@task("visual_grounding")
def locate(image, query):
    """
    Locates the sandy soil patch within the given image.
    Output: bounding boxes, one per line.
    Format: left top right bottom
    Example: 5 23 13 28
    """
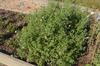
0 0 47 14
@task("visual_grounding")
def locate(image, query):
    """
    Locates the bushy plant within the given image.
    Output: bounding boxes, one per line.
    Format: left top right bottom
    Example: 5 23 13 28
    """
12 2 88 66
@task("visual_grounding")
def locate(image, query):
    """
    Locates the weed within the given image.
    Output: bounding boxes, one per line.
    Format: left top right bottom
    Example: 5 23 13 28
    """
0 16 2 22
0 33 4 41
6 23 16 34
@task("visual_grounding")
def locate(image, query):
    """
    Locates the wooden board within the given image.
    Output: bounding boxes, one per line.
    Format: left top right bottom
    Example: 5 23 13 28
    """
0 52 35 66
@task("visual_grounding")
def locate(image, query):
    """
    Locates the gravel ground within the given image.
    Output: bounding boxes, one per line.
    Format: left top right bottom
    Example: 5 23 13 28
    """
0 0 47 14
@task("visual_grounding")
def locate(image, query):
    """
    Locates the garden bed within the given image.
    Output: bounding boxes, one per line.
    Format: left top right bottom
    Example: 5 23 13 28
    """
0 1 100 66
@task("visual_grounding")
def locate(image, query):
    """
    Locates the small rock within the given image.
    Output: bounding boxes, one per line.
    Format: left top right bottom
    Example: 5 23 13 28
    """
96 14 100 21
90 12 95 15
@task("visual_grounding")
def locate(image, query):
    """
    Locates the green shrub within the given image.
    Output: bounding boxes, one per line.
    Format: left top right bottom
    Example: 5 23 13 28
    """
12 2 88 66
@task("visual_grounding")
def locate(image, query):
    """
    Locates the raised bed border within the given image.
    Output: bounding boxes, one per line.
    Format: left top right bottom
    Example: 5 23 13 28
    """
0 52 35 66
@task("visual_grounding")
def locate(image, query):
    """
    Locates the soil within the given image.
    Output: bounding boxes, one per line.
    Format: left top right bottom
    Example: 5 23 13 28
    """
0 9 26 55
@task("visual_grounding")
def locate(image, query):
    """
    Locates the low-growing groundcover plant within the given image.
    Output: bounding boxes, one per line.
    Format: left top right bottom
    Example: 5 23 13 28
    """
8 2 89 66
